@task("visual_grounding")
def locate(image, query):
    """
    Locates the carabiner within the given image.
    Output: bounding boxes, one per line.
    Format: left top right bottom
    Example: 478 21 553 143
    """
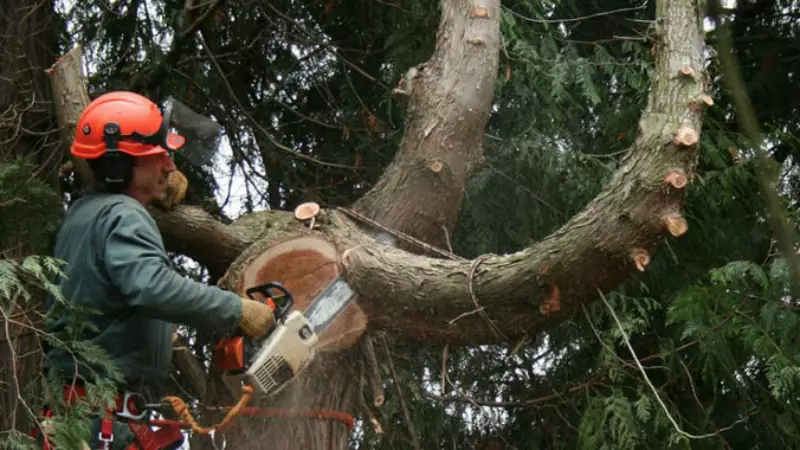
209 429 227 450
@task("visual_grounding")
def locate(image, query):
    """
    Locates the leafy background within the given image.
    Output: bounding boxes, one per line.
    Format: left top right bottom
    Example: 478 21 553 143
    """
2 0 800 448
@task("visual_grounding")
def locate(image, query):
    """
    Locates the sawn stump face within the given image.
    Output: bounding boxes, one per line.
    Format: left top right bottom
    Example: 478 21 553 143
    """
238 235 368 351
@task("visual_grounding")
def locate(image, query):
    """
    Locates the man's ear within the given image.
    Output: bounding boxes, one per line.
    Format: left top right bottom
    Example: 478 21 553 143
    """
153 170 188 210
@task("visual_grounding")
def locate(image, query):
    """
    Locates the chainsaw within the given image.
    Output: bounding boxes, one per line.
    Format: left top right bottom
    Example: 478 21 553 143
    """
213 276 359 398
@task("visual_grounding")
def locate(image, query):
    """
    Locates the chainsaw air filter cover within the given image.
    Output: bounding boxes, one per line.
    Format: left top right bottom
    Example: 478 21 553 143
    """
222 310 319 398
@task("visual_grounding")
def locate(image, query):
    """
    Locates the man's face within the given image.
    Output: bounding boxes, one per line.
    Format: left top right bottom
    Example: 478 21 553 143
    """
127 151 176 205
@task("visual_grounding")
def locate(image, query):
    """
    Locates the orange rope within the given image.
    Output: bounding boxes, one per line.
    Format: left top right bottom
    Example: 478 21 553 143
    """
160 384 254 434
152 384 355 432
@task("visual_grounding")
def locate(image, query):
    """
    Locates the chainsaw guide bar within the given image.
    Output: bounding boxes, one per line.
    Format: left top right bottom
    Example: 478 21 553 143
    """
304 276 358 334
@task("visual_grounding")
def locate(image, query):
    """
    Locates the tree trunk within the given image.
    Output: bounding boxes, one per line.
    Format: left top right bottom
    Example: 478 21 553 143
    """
0 0 60 435
48 0 708 447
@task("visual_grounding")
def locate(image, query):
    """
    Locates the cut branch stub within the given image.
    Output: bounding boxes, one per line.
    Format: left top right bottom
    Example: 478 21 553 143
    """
237 235 367 351
664 169 688 189
697 94 714 107
430 161 444 173
294 202 321 229
471 5 489 18
673 125 699 147
630 248 651 272
679 66 695 77
663 213 688 237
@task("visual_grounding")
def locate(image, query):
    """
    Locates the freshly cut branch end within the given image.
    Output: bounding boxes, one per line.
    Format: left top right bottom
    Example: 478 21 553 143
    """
539 282 561 315
679 66 695 77
430 161 444 173
294 202 321 221
630 248 651 272
697 94 714 107
663 213 688 237
673 125 699 147
664 169 688 189
470 5 489 18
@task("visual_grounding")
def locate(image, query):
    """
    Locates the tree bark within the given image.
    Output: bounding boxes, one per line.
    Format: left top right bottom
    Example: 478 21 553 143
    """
47 0 708 447
0 0 60 435
353 0 501 250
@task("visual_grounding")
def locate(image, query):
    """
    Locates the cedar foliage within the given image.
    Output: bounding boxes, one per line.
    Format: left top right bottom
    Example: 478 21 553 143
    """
1 0 800 449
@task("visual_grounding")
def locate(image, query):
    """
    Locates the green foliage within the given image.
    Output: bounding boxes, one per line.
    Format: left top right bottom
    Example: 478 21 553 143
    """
0 255 122 449
0 158 64 256
4 0 795 448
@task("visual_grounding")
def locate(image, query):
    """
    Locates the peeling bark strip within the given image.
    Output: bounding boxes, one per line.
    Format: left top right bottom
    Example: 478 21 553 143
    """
353 0 502 250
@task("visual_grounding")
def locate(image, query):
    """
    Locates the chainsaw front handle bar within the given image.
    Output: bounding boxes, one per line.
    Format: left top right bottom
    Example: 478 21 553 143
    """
245 282 293 322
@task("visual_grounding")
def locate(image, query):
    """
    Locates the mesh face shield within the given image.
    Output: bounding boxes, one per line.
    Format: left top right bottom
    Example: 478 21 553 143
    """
160 96 222 166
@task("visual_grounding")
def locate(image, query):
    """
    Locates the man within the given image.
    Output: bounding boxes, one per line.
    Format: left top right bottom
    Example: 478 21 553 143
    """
41 91 275 449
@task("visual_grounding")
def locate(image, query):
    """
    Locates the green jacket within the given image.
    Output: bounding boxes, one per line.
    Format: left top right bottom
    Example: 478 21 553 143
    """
45 191 242 398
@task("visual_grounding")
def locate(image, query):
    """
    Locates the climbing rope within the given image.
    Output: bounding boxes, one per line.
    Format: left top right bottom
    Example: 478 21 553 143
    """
160 385 254 434
150 384 355 435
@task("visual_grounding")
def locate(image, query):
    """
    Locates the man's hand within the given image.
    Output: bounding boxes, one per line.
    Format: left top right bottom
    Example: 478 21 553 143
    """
153 170 189 210
239 298 276 339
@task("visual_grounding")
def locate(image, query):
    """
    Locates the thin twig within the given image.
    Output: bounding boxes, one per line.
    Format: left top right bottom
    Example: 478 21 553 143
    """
440 343 449 395
0 303 45 438
430 375 601 408
442 225 454 253
597 288 751 440
503 3 647 24
337 207 466 261
197 35 354 169
466 255 508 341
381 335 421 450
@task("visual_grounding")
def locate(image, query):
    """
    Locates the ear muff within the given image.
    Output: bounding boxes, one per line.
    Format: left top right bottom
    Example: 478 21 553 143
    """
88 152 133 193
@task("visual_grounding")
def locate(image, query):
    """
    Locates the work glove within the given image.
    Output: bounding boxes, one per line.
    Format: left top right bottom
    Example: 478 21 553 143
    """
239 298 275 339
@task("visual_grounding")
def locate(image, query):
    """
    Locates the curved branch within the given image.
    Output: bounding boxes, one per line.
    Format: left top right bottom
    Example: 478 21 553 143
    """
50 0 708 349
330 0 708 344
353 0 502 248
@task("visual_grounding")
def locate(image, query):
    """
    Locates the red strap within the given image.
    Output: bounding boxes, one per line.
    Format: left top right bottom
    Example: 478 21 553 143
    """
98 412 115 450
128 422 184 450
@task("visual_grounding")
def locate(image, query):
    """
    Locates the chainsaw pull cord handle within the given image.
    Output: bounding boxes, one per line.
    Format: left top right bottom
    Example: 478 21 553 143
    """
161 384 254 435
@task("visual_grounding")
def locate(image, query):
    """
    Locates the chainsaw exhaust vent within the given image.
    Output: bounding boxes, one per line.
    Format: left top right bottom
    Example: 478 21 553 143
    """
252 355 294 394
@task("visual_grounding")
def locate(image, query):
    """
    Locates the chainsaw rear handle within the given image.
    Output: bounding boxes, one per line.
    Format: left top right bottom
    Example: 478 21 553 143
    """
245 282 293 322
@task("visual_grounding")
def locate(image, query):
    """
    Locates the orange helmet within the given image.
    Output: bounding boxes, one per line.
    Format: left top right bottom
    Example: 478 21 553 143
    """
71 91 185 159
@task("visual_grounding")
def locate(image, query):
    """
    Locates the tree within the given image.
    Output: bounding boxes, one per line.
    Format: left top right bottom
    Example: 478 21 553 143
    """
0 0 64 436
10 0 800 448
46 0 710 448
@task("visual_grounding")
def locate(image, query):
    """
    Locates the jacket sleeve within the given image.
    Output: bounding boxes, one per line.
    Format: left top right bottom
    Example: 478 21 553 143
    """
101 202 243 332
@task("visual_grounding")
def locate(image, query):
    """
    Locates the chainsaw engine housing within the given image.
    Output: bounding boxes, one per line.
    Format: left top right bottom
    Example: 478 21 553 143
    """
222 310 318 397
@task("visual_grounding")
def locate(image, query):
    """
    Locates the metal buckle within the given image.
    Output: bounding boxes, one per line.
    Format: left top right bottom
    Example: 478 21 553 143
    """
98 431 114 450
116 391 149 421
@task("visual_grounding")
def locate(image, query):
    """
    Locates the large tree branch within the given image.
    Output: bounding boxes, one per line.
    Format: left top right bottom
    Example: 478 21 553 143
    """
50 0 707 347
353 0 501 249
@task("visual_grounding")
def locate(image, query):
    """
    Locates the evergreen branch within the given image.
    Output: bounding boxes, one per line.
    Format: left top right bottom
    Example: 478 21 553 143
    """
597 288 751 441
